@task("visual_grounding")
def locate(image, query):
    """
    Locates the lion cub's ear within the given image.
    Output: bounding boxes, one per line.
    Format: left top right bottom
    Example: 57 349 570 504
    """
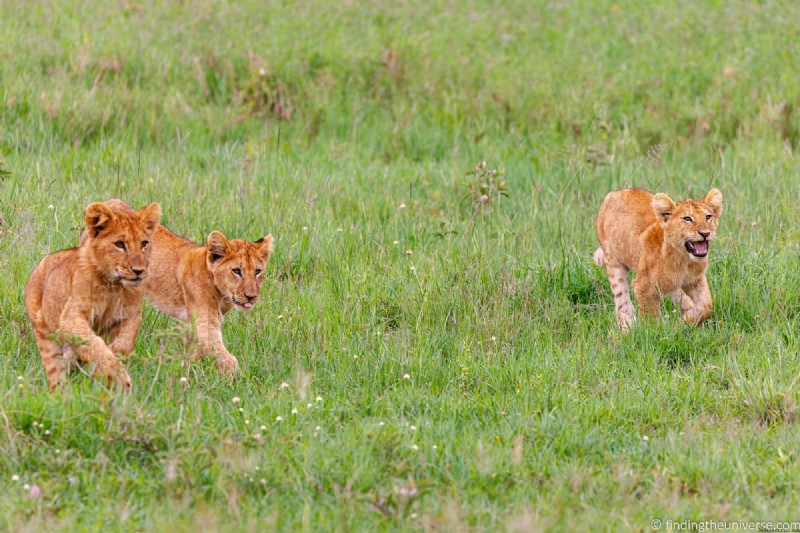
137 202 162 235
702 188 723 217
254 234 274 260
85 202 115 238
207 231 229 263
652 193 676 224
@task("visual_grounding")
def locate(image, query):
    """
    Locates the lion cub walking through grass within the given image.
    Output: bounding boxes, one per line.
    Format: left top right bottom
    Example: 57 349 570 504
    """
26 202 161 391
594 188 723 332
90 200 274 375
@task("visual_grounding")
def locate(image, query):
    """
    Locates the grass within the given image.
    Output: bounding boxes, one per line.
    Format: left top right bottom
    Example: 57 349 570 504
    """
2 0 800 530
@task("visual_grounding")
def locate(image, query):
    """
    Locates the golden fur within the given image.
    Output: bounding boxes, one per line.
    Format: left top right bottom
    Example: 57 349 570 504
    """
25 202 161 391
90 200 274 374
594 188 723 332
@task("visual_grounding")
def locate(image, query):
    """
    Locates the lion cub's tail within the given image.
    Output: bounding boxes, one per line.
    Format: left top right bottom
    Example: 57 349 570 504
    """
593 247 605 268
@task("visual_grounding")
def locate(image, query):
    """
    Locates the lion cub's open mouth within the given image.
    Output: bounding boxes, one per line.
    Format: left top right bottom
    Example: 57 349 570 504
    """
685 239 709 258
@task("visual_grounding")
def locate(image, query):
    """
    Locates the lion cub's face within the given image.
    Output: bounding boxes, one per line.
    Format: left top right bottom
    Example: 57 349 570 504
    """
205 231 274 311
652 189 723 261
84 202 162 286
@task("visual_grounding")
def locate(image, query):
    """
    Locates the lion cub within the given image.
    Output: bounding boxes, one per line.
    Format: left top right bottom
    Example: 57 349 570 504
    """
25 202 161 391
89 200 274 374
594 188 723 332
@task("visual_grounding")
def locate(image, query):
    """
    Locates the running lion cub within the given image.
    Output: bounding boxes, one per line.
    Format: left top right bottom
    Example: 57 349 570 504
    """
88 200 274 374
26 201 161 391
594 188 723 332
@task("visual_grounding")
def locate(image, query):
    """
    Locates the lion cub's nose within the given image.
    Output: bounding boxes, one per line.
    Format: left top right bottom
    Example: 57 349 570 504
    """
132 267 145 276
699 231 710 239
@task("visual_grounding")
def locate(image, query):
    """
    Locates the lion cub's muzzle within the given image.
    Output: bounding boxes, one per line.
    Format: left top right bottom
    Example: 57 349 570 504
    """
684 231 712 259
233 293 258 311
120 266 148 286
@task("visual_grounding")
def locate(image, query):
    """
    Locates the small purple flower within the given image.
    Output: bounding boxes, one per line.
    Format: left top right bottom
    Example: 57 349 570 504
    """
28 485 40 498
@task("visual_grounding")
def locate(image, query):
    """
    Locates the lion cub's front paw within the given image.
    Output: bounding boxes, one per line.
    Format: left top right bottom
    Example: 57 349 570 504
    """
96 359 132 393
103 369 131 393
216 355 240 377
116 369 132 393
616 313 636 333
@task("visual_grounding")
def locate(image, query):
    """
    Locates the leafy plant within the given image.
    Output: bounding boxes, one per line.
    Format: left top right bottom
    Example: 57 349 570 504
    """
464 160 507 230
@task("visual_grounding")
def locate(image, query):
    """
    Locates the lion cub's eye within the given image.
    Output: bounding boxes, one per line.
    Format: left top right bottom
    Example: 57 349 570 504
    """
232 268 242 277
141 240 150 249
114 241 126 251
682 216 693 223
705 214 712 221
255 269 263 276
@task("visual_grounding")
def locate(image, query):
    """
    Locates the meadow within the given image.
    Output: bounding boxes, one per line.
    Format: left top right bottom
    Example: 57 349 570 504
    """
2 0 800 530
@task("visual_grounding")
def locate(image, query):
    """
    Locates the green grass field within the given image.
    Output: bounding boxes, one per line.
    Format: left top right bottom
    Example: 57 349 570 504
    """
2 0 800 530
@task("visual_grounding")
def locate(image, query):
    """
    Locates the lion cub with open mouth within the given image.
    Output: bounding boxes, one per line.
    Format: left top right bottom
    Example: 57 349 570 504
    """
594 188 723 332
26 201 161 391
87 200 274 375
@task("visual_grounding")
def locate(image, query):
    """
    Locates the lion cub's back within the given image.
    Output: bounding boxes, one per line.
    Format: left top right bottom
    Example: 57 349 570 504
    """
142 224 204 320
596 188 657 271
25 248 78 333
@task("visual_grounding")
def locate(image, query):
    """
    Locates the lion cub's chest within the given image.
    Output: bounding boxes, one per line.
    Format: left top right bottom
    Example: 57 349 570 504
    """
651 257 707 293
87 289 137 335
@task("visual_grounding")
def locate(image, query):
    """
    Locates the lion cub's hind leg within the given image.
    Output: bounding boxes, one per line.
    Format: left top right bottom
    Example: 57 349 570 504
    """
602 254 636 333
32 329 74 392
